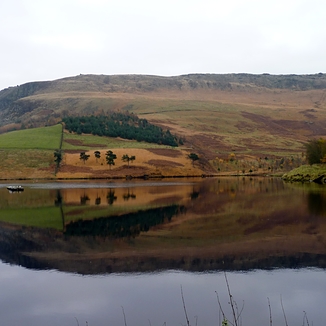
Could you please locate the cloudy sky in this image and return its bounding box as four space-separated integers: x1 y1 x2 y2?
1 0 325 90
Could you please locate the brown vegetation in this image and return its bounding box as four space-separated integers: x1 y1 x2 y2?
56 148 206 179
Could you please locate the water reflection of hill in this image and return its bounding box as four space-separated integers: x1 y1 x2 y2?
2 220 326 274
1 178 326 274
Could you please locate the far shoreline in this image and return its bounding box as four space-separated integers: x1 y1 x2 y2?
0 172 285 182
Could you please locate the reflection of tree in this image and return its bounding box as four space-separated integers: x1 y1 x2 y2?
107 189 117 205
190 190 199 200
54 190 65 231
123 189 136 201
65 205 186 238
95 196 101 205
307 192 326 216
54 190 63 207
80 194 90 205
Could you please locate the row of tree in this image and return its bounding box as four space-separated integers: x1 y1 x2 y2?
54 150 200 173
80 150 136 168
62 113 182 146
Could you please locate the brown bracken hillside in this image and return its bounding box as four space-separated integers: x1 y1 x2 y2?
1 73 326 161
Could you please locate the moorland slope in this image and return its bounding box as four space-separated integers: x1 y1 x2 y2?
0 73 326 177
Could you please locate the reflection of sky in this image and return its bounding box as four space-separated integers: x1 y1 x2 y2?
1 262 325 326
0 180 197 190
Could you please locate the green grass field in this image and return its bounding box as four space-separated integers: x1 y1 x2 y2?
62 132 174 150
0 124 62 149
0 123 172 152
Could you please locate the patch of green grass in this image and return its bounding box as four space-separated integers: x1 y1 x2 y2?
63 132 174 150
282 164 326 182
0 124 62 149
138 100 244 132
0 207 62 229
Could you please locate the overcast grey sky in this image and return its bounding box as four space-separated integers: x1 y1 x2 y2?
1 0 325 90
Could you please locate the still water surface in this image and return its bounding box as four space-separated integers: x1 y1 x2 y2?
0 177 326 325
1 263 325 326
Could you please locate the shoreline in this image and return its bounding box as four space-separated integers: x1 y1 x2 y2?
0 172 284 182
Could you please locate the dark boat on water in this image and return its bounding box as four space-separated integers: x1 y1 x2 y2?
7 185 24 192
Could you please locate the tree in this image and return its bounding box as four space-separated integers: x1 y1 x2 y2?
305 138 326 165
94 150 101 163
188 153 199 166
54 149 63 168
122 154 136 168
106 150 117 169
80 152 90 164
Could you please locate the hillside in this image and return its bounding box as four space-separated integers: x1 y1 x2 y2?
1 73 326 162
0 125 209 179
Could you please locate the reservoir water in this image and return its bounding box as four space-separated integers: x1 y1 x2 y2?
0 177 325 325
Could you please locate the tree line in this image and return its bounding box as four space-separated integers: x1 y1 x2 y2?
79 150 136 168
62 112 182 147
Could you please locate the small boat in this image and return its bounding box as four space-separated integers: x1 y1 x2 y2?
7 185 24 192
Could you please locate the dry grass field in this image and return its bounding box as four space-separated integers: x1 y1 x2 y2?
57 147 205 179
0 149 54 179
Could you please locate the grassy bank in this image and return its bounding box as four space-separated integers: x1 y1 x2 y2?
282 164 326 182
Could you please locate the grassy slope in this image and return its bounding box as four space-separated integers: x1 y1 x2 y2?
58 147 205 179
61 127 207 179
131 90 326 158
1 74 326 161
0 123 308 179
0 124 63 179
62 131 176 150
0 124 207 179
0 124 62 149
